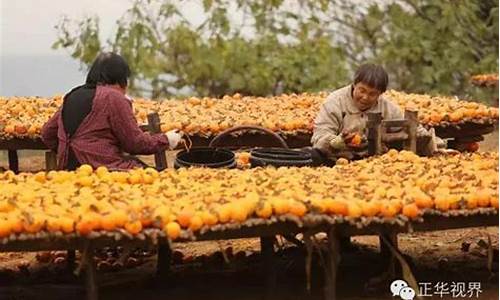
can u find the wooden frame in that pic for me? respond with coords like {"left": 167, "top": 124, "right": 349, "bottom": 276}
{"left": 0, "top": 210, "right": 496, "bottom": 300}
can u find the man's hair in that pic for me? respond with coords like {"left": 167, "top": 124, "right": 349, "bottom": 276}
{"left": 353, "top": 64, "right": 389, "bottom": 93}
{"left": 86, "top": 52, "right": 131, "bottom": 88}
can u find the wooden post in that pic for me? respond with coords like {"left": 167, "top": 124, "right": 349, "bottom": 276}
{"left": 147, "top": 112, "right": 170, "bottom": 279}
{"left": 45, "top": 151, "right": 57, "bottom": 171}
{"left": 8, "top": 150, "right": 19, "bottom": 173}
{"left": 379, "top": 231, "right": 399, "bottom": 278}
{"left": 147, "top": 113, "right": 168, "bottom": 171}
{"left": 367, "top": 113, "right": 383, "bottom": 156}
{"left": 83, "top": 243, "right": 98, "bottom": 300}
{"left": 404, "top": 110, "right": 418, "bottom": 153}
{"left": 261, "top": 236, "right": 277, "bottom": 299}
{"left": 67, "top": 249, "right": 76, "bottom": 274}
{"left": 44, "top": 151, "right": 76, "bottom": 271}
{"left": 324, "top": 227, "right": 341, "bottom": 300}
{"left": 155, "top": 240, "right": 172, "bottom": 281}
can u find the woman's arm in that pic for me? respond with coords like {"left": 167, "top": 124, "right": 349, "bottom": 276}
{"left": 108, "top": 94, "right": 169, "bottom": 155}
{"left": 41, "top": 109, "right": 61, "bottom": 151}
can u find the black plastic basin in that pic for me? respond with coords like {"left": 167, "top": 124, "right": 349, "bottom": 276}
{"left": 174, "top": 147, "right": 236, "bottom": 169}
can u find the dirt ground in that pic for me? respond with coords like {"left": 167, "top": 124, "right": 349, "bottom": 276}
{"left": 0, "top": 227, "right": 497, "bottom": 300}
{"left": 0, "top": 130, "right": 498, "bottom": 300}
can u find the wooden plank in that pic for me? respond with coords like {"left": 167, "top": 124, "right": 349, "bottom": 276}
{"left": 147, "top": 113, "right": 168, "bottom": 171}
{"left": 382, "top": 132, "right": 409, "bottom": 143}
{"left": 367, "top": 113, "right": 383, "bottom": 155}
{"left": 0, "top": 211, "right": 496, "bottom": 253}
{"left": 0, "top": 138, "right": 47, "bottom": 150}
{"left": 434, "top": 123, "right": 495, "bottom": 139}
{"left": 0, "top": 133, "right": 313, "bottom": 152}
{"left": 404, "top": 110, "right": 418, "bottom": 153}
{"left": 383, "top": 119, "right": 407, "bottom": 128}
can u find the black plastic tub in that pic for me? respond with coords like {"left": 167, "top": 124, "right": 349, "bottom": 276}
{"left": 174, "top": 147, "right": 236, "bottom": 169}
{"left": 250, "top": 148, "right": 313, "bottom": 167}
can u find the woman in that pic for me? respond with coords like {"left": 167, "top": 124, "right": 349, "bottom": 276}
{"left": 311, "top": 63, "right": 444, "bottom": 162}
{"left": 41, "top": 52, "right": 182, "bottom": 170}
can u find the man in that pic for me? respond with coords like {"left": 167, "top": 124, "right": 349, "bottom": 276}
{"left": 311, "top": 63, "right": 443, "bottom": 162}
{"left": 41, "top": 52, "right": 182, "bottom": 170}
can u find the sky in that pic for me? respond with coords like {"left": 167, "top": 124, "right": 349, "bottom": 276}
{"left": 1, "top": 0, "right": 128, "bottom": 56}
{"left": 0, "top": 0, "right": 208, "bottom": 96}
{"left": 0, "top": 0, "right": 132, "bottom": 96}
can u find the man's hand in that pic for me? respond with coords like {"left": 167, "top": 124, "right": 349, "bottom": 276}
{"left": 342, "top": 131, "right": 368, "bottom": 149}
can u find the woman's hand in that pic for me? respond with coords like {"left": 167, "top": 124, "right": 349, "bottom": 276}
{"left": 166, "top": 130, "right": 184, "bottom": 150}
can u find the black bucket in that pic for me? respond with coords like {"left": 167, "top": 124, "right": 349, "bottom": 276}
{"left": 250, "top": 148, "right": 313, "bottom": 167}
{"left": 174, "top": 147, "right": 236, "bottom": 169}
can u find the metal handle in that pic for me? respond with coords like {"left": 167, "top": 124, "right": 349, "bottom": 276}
{"left": 209, "top": 125, "right": 289, "bottom": 149}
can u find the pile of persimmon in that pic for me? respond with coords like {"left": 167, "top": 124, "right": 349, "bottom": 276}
{"left": 470, "top": 74, "right": 499, "bottom": 87}
{"left": 0, "top": 95, "right": 156, "bottom": 139}
{"left": 384, "top": 90, "right": 499, "bottom": 126}
{"left": 0, "top": 151, "right": 497, "bottom": 241}
{"left": 0, "top": 90, "right": 497, "bottom": 139}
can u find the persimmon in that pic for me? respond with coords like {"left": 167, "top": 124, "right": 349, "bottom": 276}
{"left": 165, "top": 222, "right": 181, "bottom": 240}
{"left": 434, "top": 198, "right": 451, "bottom": 212}
{"left": 128, "top": 172, "right": 143, "bottom": 185}
{"left": 176, "top": 209, "right": 195, "bottom": 228}
{"left": 491, "top": 196, "right": 499, "bottom": 209}
{"left": 101, "top": 213, "right": 117, "bottom": 231}
{"left": 289, "top": 201, "right": 307, "bottom": 217}
{"left": 349, "top": 133, "right": 362, "bottom": 147}
{"left": 78, "top": 165, "right": 93, "bottom": 176}
{"left": 46, "top": 217, "right": 61, "bottom": 233}
{"left": 271, "top": 198, "right": 290, "bottom": 215}
{"left": 110, "top": 210, "right": 128, "bottom": 228}
{"left": 256, "top": 201, "right": 273, "bottom": 218}
{"left": 124, "top": 220, "right": 143, "bottom": 235}
{"left": 58, "top": 217, "right": 75, "bottom": 233}
{"left": 326, "top": 199, "right": 349, "bottom": 216}
{"left": 413, "top": 191, "right": 434, "bottom": 209}
{"left": 23, "top": 214, "right": 45, "bottom": 234}
{"left": 380, "top": 202, "right": 398, "bottom": 218}
{"left": 230, "top": 205, "right": 248, "bottom": 223}
{"left": 14, "top": 124, "right": 27, "bottom": 135}
{"left": 475, "top": 189, "right": 492, "bottom": 207}
{"left": 201, "top": 211, "right": 218, "bottom": 226}
{"left": 27, "top": 125, "right": 38, "bottom": 135}
{"left": 7, "top": 215, "right": 23, "bottom": 233}
{"left": 4, "top": 125, "right": 15, "bottom": 134}
{"left": 77, "top": 176, "right": 93, "bottom": 187}
{"left": 215, "top": 205, "right": 231, "bottom": 223}
{"left": 402, "top": 203, "right": 420, "bottom": 219}
{"left": 347, "top": 203, "right": 362, "bottom": 218}
{"left": 466, "top": 142, "right": 479, "bottom": 152}
{"left": 361, "top": 201, "right": 380, "bottom": 217}
{"left": 188, "top": 215, "right": 204, "bottom": 231}
{"left": 0, "top": 219, "right": 11, "bottom": 238}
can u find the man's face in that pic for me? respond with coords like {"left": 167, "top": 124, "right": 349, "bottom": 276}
{"left": 352, "top": 82, "right": 382, "bottom": 111}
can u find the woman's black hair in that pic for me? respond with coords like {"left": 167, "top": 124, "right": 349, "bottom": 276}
{"left": 353, "top": 64, "right": 389, "bottom": 93}
{"left": 85, "top": 52, "right": 131, "bottom": 88}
